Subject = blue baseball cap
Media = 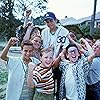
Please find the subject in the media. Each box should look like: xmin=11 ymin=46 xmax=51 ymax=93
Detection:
xmin=43 ymin=12 xmax=57 ymax=21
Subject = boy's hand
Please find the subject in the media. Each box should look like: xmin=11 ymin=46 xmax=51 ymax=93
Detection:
xmin=8 ymin=37 xmax=19 ymax=46
xmin=27 ymin=24 xmax=34 ymax=31
xmin=28 ymin=62 xmax=36 ymax=72
xmin=26 ymin=9 xmax=32 ymax=16
xmin=68 ymin=34 xmax=72 ymax=40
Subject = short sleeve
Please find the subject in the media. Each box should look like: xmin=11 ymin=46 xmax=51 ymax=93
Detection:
xmin=32 ymin=70 xmax=41 ymax=86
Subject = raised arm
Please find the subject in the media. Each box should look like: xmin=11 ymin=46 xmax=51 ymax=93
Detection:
xmin=27 ymin=62 xmax=36 ymax=88
xmin=52 ymin=51 xmax=65 ymax=68
xmin=68 ymin=34 xmax=87 ymax=53
xmin=80 ymin=38 xmax=95 ymax=62
xmin=68 ymin=34 xmax=82 ymax=49
xmin=0 ymin=37 xmax=18 ymax=61
xmin=23 ymin=25 xmax=34 ymax=41
xmin=23 ymin=10 xmax=32 ymax=28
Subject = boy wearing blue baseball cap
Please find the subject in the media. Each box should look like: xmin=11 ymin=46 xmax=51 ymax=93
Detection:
xmin=41 ymin=12 xmax=70 ymax=100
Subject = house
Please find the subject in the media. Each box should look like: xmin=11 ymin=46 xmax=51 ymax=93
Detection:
xmin=59 ymin=12 xmax=100 ymax=28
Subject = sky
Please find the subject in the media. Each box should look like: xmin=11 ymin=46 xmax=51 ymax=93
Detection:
xmin=47 ymin=0 xmax=100 ymax=20
xmin=1 ymin=0 xmax=100 ymax=20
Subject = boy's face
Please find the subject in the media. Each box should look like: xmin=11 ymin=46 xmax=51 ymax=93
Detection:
xmin=41 ymin=51 xmax=53 ymax=68
xmin=22 ymin=45 xmax=33 ymax=60
xmin=31 ymin=36 xmax=41 ymax=50
xmin=67 ymin=47 xmax=80 ymax=63
xmin=31 ymin=28 xmax=40 ymax=36
xmin=92 ymin=40 xmax=100 ymax=56
xmin=45 ymin=19 xmax=56 ymax=30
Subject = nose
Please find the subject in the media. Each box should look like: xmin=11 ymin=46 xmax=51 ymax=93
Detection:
xmin=26 ymin=51 xmax=31 ymax=55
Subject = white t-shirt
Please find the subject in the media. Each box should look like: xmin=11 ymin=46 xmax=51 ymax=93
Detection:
xmin=65 ymin=64 xmax=78 ymax=100
xmin=41 ymin=25 xmax=69 ymax=58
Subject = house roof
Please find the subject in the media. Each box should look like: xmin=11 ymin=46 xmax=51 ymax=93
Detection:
xmin=60 ymin=12 xmax=100 ymax=26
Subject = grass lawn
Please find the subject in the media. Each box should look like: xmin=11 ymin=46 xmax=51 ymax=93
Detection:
xmin=0 ymin=66 xmax=8 ymax=100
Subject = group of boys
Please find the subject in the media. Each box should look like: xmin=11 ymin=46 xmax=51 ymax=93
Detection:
xmin=0 ymin=11 xmax=100 ymax=100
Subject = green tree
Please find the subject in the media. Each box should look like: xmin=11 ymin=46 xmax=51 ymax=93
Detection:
xmin=80 ymin=24 xmax=90 ymax=35
xmin=14 ymin=0 xmax=48 ymax=19
xmin=0 ymin=0 xmax=48 ymax=40
xmin=0 ymin=0 xmax=22 ymax=40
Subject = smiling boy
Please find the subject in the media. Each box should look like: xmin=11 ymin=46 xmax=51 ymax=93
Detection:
xmin=0 ymin=37 xmax=40 ymax=100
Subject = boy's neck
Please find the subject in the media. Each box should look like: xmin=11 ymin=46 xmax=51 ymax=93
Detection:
xmin=50 ymin=26 xmax=57 ymax=33
xmin=40 ymin=63 xmax=51 ymax=69
xmin=23 ymin=57 xmax=32 ymax=64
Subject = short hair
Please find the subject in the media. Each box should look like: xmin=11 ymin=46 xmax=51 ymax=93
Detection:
xmin=83 ymin=35 xmax=94 ymax=41
xmin=21 ymin=40 xmax=33 ymax=50
xmin=96 ymin=39 xmax=100 ymax=42
xmin=30 ymin=34 xmax=41 ymax=41
xmin=40 ymin=46 xmax=54 ymax=57
xmin=66 ymin=43 xmax=81 ymax=59
xmin=30 ymin=27 xmax=41 ymax=35
xmin=69 ymin=30 xmax=76 ymax=35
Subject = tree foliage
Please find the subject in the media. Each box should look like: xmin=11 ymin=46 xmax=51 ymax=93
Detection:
xmin=80 ymin=24 xmax=90 ymax=35
xmin=0 ymin=0 xmax=48 ymax=40
xmin=79 ymin=24 xmax=100 ymax=39
xmin=14 ymin=0 xmax=48 ymax=19
xmin=0 ymin=0 xmax=22 ymax=39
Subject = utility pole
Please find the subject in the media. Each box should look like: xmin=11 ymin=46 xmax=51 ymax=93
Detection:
xmin=90 ymin=0 xmax=97 ymax=35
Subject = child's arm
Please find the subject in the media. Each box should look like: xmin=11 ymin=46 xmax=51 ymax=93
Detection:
xmin=23 ymin=25 xmax=34 ymax=41
xmin=68 ymin=34 xmax=86 ymax=53
xmin=81 ymin=38 xmax=95 ymax=62
xmin=23 ymin=10 xmax=32 ymax=28
xmin=52 ymin=51 xmax=65 ymax=68
xmin=23 ymin=10 xmax=34 ymax=41
xmin=27 ymin=62 xmax=36 ymax=88
xmin=0 ymin=37 xmax=18 ymax=61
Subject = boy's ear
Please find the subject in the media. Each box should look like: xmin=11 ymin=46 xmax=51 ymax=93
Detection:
xmin=40 ymin=56 xmax=42 ymax=62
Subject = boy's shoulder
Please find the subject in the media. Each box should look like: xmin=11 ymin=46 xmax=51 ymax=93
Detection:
xmin=8 ymin=56 xmax=20 ymax=60
xmin=7 ymin=56 xmax=21 ymax=64
xmin=31 ymin=57 xmax=40 ymax=64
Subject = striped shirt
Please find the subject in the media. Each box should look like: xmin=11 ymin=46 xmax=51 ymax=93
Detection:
xmin=33 ymin=64 xmax=54 ymax=94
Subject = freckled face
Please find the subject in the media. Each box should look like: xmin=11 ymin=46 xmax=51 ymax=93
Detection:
xmin=41 ymin=51 xmax=53 ymax=68
xmin=85 ymin=38 xmax=93 ymax=47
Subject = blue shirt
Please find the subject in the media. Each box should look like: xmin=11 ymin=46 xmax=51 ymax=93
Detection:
xmin=87 ymin=57 xmax=100 ymax=85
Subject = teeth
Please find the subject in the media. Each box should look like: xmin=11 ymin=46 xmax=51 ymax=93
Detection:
xmin=72 ymin=56 xmax=76 ymax=58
